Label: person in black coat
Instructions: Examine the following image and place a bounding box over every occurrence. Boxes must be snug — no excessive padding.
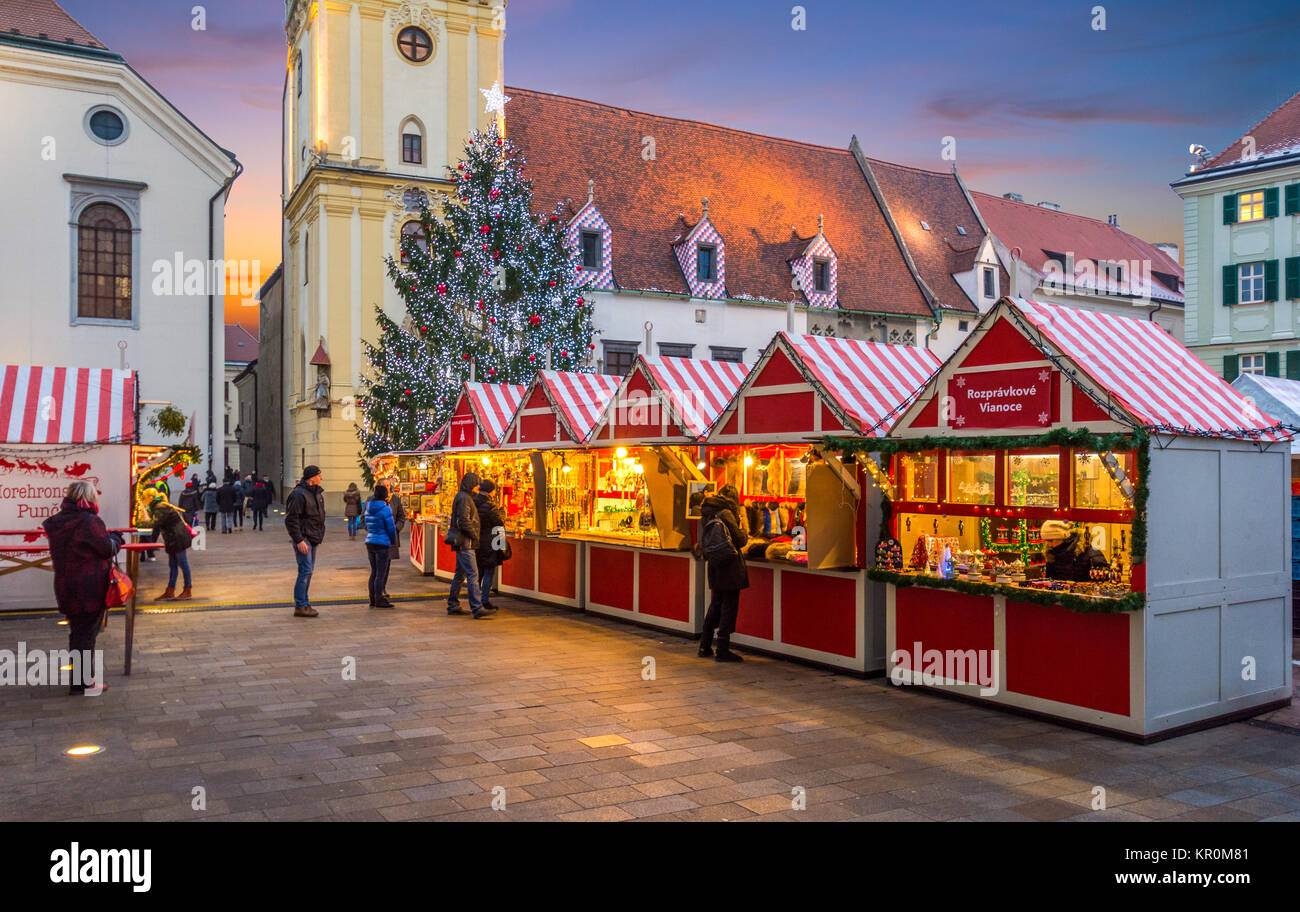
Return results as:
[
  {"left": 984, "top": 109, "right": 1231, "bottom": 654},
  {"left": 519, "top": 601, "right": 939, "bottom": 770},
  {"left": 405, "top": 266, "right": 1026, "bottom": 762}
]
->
[
  {"left": 249, "top": 480, "right": 271, "bottom": 531},
  {"left": 474, "top": 480, "right": 506, "bottom": 611},
  {"left": 216, "top": 481, "right": 238, "bottom": 534},
  {"left": 178, "top": 482, "right": 200, "bottom": 525},
  {"left": 42, "top": 481, "right": 121, "bottom": 694},
  {"left": 696, "top": 484, "right": 749, "bottom": 662},
  {"left": 1041, "top": 521, "right": 1109, "bottom": 582}
]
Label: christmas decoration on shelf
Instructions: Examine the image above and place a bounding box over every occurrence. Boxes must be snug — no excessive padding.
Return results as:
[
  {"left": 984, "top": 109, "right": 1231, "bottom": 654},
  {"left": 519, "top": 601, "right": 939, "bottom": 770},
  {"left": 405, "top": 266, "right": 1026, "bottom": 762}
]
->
[
  {"left": 358, "top": 122, "right": 596, "bottom": 458},
  {"left": 875, "top": 538, "right": 903, "bottom": 571}
]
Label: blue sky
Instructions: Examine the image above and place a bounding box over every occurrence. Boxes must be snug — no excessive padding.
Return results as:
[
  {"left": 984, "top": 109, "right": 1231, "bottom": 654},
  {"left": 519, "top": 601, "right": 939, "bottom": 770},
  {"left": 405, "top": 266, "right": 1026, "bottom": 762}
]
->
[{"left": 58, "top": 0, "right": 1300, "bottom": 326}]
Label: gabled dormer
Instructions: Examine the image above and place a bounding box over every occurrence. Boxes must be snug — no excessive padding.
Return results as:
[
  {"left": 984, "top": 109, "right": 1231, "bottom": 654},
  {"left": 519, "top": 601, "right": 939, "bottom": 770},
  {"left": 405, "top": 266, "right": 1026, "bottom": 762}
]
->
[
  {"left": 567, "top": 179, "right": 615, "bottom": 291},
  {"left": 672, "top": 198, "right": 726, "bottom": 299},
  {"left": 789, "top": 215, "right": 838, "bottom": 308}
]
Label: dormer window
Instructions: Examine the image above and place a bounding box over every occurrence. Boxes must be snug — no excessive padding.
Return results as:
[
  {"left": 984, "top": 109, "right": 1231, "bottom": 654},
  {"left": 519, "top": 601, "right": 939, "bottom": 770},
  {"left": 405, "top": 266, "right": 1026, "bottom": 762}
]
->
[
  {"left": 813, "top": 258, "right": 830, "bottom": 292},
  {"left": 956, "top": 225, "right": 967, "bottom": 236},
  {"left": 920, "top": 220, "right": 931, "bottom": 231},
  {"left": 581, "top": 231, "right": 600, "bottom": 269},
  {"left": 697, "top": 245, "right": 717, "bottom": 282},
  {"left": 982, "top": 266, "right": 995, "bottom": 299}
]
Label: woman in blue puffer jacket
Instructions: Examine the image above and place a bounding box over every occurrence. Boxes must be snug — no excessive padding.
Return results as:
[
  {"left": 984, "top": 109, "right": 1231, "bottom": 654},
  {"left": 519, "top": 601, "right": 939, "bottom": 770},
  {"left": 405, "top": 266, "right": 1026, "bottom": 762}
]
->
[{"left": 363, "top": 484, "right": 398, "bottom": 609}]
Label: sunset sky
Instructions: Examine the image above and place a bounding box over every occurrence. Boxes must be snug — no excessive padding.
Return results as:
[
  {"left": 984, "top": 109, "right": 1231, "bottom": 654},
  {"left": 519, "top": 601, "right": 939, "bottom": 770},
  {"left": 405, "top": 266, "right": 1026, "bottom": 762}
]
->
[{"left": 58, "top": 0, "right": 1300, "bottom": 333}]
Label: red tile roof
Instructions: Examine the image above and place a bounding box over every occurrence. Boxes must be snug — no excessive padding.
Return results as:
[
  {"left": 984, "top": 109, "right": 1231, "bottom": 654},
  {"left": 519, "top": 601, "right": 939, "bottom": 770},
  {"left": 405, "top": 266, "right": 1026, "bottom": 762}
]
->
[
  {"left": 1204, "top": 88, "right": 1300, "bottom": 170},
  {"left": 225, "top": 324, "right": 259, "bottom": 364},
  {"left": 0, "top": 0, "right": 106, "bottom": 49},
  {"left": 505, "top": 88, "right": 932, "bottom": 318},
  {"left": 866, "top": 159, "right": 983, "bottom": 314},
  {"left": 970, "top": 192, "right": 1183, "bottom": 302}
]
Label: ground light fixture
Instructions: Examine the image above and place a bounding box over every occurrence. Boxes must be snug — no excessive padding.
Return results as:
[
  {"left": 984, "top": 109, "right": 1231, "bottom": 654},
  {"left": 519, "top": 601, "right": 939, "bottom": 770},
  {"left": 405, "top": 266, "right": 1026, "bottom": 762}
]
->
[
  {"left": 65, "top": 746, "right": 102, "bottom": 757},
  {"left": 57, "top": 619, "right": 68, "bottom": 626}
]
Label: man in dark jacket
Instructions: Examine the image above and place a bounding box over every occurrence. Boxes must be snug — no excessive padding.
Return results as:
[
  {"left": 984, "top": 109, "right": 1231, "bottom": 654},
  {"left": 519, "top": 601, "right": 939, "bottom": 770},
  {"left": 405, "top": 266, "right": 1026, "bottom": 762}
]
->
[
  {"left": 698, "top": 485, "right": 749, "bottom": 662},
  {"left": 178, "top": 482, "right": 200, "bottom": 525},
  {"left": 474, "top": 480, "right": 506, "bottom": 611},
  {"left": 445, "top": 471, "right": 492, "bottom": 618},
  {"left": 1041, "top": 520, "right": 1109, "bottom": 582},
  {"left": 249, "top": 480, "right": 271, "bottom": 531},
  {"left": 42, "top": 481, "right": 121, "bottom": 694},
  {"left": 216, "top": 480, "right": 238, "bottom": 534},
  {"left": 285, "top": 466, "right": 327, "bottom": 617}
]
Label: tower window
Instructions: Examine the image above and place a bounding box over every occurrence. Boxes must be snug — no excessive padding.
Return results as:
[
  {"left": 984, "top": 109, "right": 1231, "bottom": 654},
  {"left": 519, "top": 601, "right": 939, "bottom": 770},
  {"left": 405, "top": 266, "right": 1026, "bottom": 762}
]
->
[
  {"left": 295, "top": 54, "right": 302, "bottom": 97},
  {"left": 400, "top": 220, "right": 429, "bottom": 265},
  {"left": 397, "top": 26, "right": 433, "bottom": 63},
  {"left": 813, "top": 259, "right": 830, "bottom": 292},
  {"left": 402, "top": 132, "right": 423, "bottom": 164},
  {"left": 76, "top": 202, "right": 132, "bottom": 321},
  {"left": 697, "top": 245, "right": 716, "bottom": 282},
  {"left": 581, "top": 231, "right": 600, "bottom": 269},
  {"left": 982, "top": 266, "right": 995, "bottom": 299}
]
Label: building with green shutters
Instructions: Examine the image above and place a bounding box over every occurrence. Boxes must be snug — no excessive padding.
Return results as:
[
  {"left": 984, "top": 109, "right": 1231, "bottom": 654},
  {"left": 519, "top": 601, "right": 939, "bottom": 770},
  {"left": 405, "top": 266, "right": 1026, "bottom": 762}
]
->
[{"left": 1171, "top": 89, "right": 1300, "bottom": 381}]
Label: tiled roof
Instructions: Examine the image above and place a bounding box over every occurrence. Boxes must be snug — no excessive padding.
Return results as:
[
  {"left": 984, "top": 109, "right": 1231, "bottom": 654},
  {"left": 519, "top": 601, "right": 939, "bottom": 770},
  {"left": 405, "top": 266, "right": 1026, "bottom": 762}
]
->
[
  {"left": 867, "top": 159, "right": 983, "bottom": 314},
  {"left": 1203, "top": 89, "right": 1300, "bottom": 170},
  {"left": 505, "top": 88, "right": 932, "bottom": 318},
  {"left": 225, "top": 324, "right": 259, "bottom": 364},
  {"left": 0, "top": 0, "right": 106, "bottom": 49},
  {"left": 970, "top": 192, "right": 1184, "bottom": 302}
]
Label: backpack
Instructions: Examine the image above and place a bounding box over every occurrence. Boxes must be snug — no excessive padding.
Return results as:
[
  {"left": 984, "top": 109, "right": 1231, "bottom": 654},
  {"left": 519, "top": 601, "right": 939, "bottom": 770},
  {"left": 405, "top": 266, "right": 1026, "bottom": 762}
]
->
[{"left": 701, "top": 516, "right": 737, "bottom": 563}]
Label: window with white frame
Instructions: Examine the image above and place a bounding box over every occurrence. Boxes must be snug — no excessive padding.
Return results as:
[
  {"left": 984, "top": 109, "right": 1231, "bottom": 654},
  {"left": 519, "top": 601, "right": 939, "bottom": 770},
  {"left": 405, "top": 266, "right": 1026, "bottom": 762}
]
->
[
  {"left": 1239, "top": 353, "right": 1266, "bottom": 375},
  {"left": 981, "top": 266, "right": 996, "bottom": 299},
  {"left": 1239, "top": 262, "right": 1265, "bottom": 303},
  {"left": 1237, "top": 191, "right": 1265, "bottom": 223}
]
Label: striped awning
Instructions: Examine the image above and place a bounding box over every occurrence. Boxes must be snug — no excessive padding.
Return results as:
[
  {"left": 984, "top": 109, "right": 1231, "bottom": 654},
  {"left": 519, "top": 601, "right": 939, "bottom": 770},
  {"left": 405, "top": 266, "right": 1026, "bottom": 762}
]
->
[
  {"left": 1015, "top": 298, "right": 1287, "bottom": 440},
  {"left": 641, "top": 356, "right": 750, "bottom": 439},
  {"left": 462, "top": 382, "right": 525, "bottom": 447},
  {"left": 0, "top": 366, "right": 136, "bottom": 444},
  {"left": 538, "top": 370, "right": 621, "bottom": 443},
  {"left": 785, "top": 334, "right": 940, "bottom": 437},
  {"left": 415, "top": 423, "right": 447, "bottom": 452}
]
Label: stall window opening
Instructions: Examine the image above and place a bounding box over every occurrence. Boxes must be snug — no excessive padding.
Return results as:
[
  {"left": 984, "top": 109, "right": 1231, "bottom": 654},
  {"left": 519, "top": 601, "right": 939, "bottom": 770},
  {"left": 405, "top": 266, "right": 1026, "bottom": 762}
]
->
[
  {"left": 1073, "top": 451, "right": 1136, "bottom": 511},
  {"left": 1006, "top": 452, "right": 1059, "bottom": 508},
  {"left": 899, "top": 451, "right": 938, "bottom": 502},
  {"left": 947, "top": 452, "right": 995, "bottom": 505}
]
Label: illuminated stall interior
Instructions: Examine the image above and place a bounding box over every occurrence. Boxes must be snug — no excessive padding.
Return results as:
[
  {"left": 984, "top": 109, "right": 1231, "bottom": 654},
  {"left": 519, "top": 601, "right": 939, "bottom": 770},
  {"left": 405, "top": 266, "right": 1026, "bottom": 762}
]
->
[
  {"left": 883, "top": 445, "right": 1136, "bottom": 598},
  {"left": 705, "top": 443, "right": 859, "bottom": 571}
]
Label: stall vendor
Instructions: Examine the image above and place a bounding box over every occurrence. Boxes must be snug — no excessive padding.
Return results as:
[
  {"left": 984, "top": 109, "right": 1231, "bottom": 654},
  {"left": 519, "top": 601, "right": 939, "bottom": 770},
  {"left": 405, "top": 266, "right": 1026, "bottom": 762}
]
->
[{"left": 1041, "top": 520, "right": 1109, "bottom": 582}]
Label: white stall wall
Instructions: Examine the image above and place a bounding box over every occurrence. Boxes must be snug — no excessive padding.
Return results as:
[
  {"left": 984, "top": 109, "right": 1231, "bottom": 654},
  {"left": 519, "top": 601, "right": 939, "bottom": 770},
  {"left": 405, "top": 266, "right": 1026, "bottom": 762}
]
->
[
  {"left": 1144, "top": 438, "right": 1292, "bottom": 733},
  {"left": 0, "top": 444, "right": 131, "bottom": 609}
]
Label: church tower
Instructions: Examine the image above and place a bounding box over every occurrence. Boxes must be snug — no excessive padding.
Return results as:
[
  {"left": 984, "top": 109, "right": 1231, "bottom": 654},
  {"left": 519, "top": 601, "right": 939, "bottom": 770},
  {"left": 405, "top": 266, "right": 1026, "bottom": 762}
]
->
[{"left": 282, "top": 0, "right": 504, "bottom": 507}]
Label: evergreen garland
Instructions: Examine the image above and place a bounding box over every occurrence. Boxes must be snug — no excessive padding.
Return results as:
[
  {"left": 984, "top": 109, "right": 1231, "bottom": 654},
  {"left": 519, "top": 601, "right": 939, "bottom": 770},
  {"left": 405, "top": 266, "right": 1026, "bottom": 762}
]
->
[
  {"left": 867, "top": 567, "right": 1144, "bottom": 614},
  {"left": 357, "top": 123, "right": 596, "bottom": 458}
]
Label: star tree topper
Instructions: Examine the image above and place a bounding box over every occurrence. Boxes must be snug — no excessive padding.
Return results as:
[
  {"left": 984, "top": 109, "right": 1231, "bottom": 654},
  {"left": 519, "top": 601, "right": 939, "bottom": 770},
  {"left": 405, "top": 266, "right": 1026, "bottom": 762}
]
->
[{"left": 481, "top": 81, "right": 510, "bottom": 115}]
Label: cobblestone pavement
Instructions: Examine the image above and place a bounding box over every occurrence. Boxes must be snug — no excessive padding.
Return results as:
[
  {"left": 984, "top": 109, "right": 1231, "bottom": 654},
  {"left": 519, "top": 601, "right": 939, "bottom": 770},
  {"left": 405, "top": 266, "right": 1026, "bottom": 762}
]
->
[{"left": 1, "top": 517, "right": 1298, "bottom": 822}]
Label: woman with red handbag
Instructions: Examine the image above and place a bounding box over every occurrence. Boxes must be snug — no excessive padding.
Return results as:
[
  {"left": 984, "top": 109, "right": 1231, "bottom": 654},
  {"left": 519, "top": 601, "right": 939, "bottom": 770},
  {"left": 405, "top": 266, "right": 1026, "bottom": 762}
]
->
[{"left": 42, "top": 480, "right": 123, "bottom": 695}]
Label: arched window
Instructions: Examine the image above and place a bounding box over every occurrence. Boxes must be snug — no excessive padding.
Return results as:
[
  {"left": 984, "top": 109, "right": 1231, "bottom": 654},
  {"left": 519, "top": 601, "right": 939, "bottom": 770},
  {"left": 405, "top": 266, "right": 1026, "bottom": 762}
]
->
[
  {"left": 399, "top": 117, "right": 425, "bottom": 165},
  {"left": 77, "top": 202, "right": 132, "bottom": 320},
  {"left": 400, "top": 219, "right": 429, "bottom": 265}
]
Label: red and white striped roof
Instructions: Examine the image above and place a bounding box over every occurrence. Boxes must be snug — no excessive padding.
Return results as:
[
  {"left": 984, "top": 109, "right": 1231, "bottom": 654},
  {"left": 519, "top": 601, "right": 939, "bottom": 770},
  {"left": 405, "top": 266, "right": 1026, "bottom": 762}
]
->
[
  {"left": 786, "top": 333, "right": 940, "bottom": 436},
  {"left": 458, "top": 382, "right": 525, "bottom": 448},
  {"left": 538, "top": 370, "right": 621, "bottom": 443},
  {"left": 643, "top": 356, "right": 751, "bottom": 439},
  {"left": 0, "top": 366, "right": 136, "bottom": 444},
  {"left": 1015, "top": 298, "right": 1286, "bottom": 439}
]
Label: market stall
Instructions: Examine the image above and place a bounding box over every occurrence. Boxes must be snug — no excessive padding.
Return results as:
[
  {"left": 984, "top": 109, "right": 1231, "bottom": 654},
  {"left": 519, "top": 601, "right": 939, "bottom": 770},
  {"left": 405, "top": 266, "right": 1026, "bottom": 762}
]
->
[
  {"left": 428, "top": 370, "right": 622, "bottom": 608},
  {"left": 856, "top": 297, "right": 1293, "bottom": 739},
  {"left": 704, "top": 333, "right": 939, "bottom": 671},
  {"left": 572, "top": 355, "right": 750, "bottom": 632},
  {"left": 390, "top": 382, "right": 529, "bottom": 576}
]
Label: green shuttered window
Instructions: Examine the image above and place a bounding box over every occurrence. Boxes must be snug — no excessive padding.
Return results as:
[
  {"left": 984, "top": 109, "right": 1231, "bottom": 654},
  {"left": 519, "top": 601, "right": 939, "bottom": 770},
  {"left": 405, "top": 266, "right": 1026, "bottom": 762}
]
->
[
  {"left": 1265, "top": 351, "right": 1280, "bottom": 376},
  {"left": 1287, "top": 256, "right": 1300, "bottom": 300},
  {"left": 1264, "top": 259, "right": 1279, "bottom": 302},
  {"left": 1286, "top": 183, "right": 1300, "bottom": 216},
  {"left": 1287, "top": 351, "right": 1300, "bottom": 381},
  {"left": 1223, "top": 354, "right": 1238, "bottom": 381},
  {"left": 1223, "top": 193, "right": 1237, "bottom": 225},
  {"left": 1223, "top": 264, "right": 1237, "bottom": 305},
  {"left": 1264, "top": 187, "right": 1280, "bottom": 219}
]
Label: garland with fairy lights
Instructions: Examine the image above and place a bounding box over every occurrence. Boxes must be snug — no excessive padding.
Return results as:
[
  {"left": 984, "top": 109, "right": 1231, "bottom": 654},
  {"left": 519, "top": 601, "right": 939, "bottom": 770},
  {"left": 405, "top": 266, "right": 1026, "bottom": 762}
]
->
[
  {"left": 866, "top": 567, "right": 1146, "bottom": 614},
  {"left": 358, "top": 123, "right": 596, "bottom": 458},
  {"left": 132, "top": 445, "right": 200, "bottom": 525}
]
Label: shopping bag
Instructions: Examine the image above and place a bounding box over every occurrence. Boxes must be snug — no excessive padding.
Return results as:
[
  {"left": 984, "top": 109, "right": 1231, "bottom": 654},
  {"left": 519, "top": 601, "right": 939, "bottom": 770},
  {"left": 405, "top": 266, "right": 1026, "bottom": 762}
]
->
[{"left": 106, "top": 564, "right": 135, "bottom": 608}]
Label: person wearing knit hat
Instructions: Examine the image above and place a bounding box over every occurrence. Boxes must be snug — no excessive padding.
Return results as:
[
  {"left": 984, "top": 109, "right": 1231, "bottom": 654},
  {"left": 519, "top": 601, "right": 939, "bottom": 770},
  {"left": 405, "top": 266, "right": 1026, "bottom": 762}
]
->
[
  {"left": 285, "top": 465, "right": 327, "bottom": 617},
  {"left": 1041, "top": 520, "right": 1109, "bottom": 582}
]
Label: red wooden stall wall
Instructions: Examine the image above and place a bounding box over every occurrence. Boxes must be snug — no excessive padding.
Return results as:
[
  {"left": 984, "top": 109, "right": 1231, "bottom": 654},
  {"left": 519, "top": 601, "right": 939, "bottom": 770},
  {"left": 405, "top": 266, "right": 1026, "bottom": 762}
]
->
[
  {"left": 1005, "top": 601, "right": 1130, "bottom": 716},
  {"left": 537, "top": 539, "right": 578, "bottom": 598},
  {"left": 500, "top": 535, "right": 537, "bottom": 590},
  {"left": 589, "top": 546, "right": 634, "bottom": 609},
  {"left": 637, "top": 552, "right": 690, "bottom": 621},
  {"left": 734, "top": 565, "right": 775, "bottom": 640},
  {"left": 895, "top": 588, "right": 995, "bottom": 657},
  {"left": 780, "top": 570, "right": 857, "bottom": 657}
]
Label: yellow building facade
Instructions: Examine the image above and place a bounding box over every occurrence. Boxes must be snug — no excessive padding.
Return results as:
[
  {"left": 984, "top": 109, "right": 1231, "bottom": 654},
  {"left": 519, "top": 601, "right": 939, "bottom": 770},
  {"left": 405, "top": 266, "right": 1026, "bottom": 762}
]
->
[{"left": 282, "top": 0, "right": 504, "bottom": 509}]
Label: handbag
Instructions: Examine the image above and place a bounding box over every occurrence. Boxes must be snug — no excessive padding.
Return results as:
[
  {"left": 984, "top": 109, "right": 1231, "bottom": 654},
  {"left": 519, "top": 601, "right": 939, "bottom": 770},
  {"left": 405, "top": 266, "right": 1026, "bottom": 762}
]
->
[{"left": 106, "top": 564, "right": 135, "bottom": 608}]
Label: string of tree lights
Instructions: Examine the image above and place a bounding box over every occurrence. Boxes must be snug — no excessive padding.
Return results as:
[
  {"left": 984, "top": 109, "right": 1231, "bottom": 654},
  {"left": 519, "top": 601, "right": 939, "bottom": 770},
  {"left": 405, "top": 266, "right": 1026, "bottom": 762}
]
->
[{"left": 357, "top": 123, "right": 597, "bottom": 458}]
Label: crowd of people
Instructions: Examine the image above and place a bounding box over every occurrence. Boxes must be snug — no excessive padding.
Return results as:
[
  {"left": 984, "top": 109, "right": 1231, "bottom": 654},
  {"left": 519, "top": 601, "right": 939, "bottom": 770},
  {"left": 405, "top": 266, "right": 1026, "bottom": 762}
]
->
[{"left": 44, "top": 464, "right": 752, "bottom": 697}]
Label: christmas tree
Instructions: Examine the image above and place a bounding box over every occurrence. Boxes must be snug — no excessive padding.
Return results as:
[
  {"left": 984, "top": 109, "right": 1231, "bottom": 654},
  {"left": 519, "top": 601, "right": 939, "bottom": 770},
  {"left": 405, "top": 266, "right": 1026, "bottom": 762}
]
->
[{"left": 357, "top": 122, "right": 596, "bottom": 457}]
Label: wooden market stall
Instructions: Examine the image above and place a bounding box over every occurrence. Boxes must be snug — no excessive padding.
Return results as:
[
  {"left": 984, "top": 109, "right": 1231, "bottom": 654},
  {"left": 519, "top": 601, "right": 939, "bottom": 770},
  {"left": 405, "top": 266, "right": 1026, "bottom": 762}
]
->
[
  {"left": 386, "top": 382, "right": 528, "bottom": 576},
  {"left": 860, "top": 297, "right": 1293, "bottom": 739},
  {"left": 0, "top": 366, "right": 137, "bottom": 610},
  {"left": 574, "top": 355, "right": 750, "bottom": 633},
  {"left": 425, "top": 370, "right": 621, "bottom": 608},
  {"left": 705, "top": 333, "right": 940, "bottom": 672}
]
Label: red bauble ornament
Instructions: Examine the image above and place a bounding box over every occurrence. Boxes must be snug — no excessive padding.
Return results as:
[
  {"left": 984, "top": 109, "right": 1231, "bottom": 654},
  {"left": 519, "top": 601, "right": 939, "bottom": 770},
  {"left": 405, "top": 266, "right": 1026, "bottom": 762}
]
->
[
  {"left": 548, "top": 280, "right": 556, "bottom": 287},
  {"left": 404, "top": 389, "right": 412, "bottom": 396},
  {"left": 528, "top": 354, "right": 536, "bottom": 362},
  {"left": 476, "top": 299, "right": 484, "bottom": 309},
  {"left": 577, "top": 297, "right": 584, "bottom": 306},
  {"left": 516, "top": 244, "right": 523, "bottom": 251},
  {"left": 457, "top": 163, "right": 464, "bottom": 170},
  {"left": 489, "top": 188, "right": 500, "bottom": 200},
  {"left": 481, "top": 243, "right": 490, "bottom": 251},
  {"left": 480, "top": 225, "right": 491, "bottom": 235},
  {"left": 454, "top": 251, "right": 461, "bottom": 258},
  {"left": 462, "top": 353, "right": 470, "bottom": 360},
  {"left": 589, "top": 343, "right": 596, "bottom": 350},
  {"left": 487, "top": 368, "right": 496, "bottom": 376},
  {"left": 529, "top": 314, "right": 541, "bottom": 327},
  {"left": 489, "top": 317, "right": 497, "bottom": 324},
  {"left": 561, "top": 350, "right": 569, "bottom": 357},
  {"left": 420, "top": 325, "right": 429, "bottom": 332},
  {"left": 436, "top": 283, "right": 447, "bottom": 295},
  {"left": 550, "top": 215, "right": 558, "bottom": 222},
  {"left": 492, "top": 250, "right": 500, "bottom": 259}
]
